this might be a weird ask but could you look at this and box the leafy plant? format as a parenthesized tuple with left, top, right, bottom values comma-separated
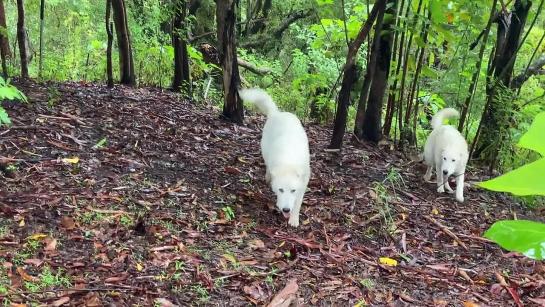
(0, 77, 27, 126)
(479, 112, 545, 260)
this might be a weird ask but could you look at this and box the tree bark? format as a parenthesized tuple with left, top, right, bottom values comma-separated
(38, 0, 45, 78)
(217, 0, 243, 123)
(16, 0, 29, 78)
(473, 0, 532, 168)
(361, 0, 396, 143)
(329, 0, 385, 149)
(172, 0, 191, 93)
(106, 0, 114, 87)
(0, 0, 9, 78)
(111, 0, 135, 86)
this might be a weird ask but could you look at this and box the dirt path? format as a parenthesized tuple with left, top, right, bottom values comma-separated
(0, 80, 543, 306)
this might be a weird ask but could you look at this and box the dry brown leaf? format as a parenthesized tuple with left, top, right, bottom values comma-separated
(267, 278, 298, 307)
(16, 267, 39, 282)
(463, 301, 481, 307)
(154, 298, 178, 307)
(248, 239, 265, 250)
(60, 216, 76, 230)
(23, 258, 43, 267)
(44, 238, 58, 251)
(52, 296, 71, 307)
(10, 304, 27, 307)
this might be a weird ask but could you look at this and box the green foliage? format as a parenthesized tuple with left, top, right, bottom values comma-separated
(478, 113, 545, 195)
(0, 77, 27, 126)
(483, 220, 545, 260)
(480, 112, 545, 259)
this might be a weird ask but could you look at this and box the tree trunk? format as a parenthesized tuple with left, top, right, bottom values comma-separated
(16, 0, 29, 78)
(353, 1, 387, 140)
(329, 0, 386, 149)
(361, 0, 396, 143)
(217, 0, 243, 123)
(473, 0, 532, 168)
(0, 0, 9, 78)
(38, 0, 45, 78)
(106, 0, 114, 87)
(111, 0, 135, 86)
(172, 0, 191, 93)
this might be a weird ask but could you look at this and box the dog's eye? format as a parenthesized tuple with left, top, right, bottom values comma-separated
(290, 189, 296, 193)
(443, 157, 446, 161)
(279, 188, 284, 193)
(452, 159, 455, 162)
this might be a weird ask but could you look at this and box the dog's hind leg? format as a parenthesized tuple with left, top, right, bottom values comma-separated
(455, 174, 465, 203)
(424, 165, 433, 182)
(436, 164, 445, 193)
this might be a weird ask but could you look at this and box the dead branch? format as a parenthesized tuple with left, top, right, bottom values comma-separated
(423, 215, 469, 251)
(237, 58, 271, 75)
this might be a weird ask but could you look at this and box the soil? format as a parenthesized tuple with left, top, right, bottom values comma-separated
(0, 80, 544, 306)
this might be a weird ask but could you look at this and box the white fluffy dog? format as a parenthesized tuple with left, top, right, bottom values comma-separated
(423, 108, 469, 203)
(239, 88, 310, 227)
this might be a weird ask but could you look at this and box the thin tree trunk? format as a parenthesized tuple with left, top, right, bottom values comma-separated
(474, 0, 532, 169)
(172, 0, 191, 93)
(217, 0, 244, 123)
(16, 0, 29, 78)
(106, 0, 114, 87)
(458, 0, 497, 131)
(361, 0, 397, 143)
(353, 1, 387, 140)
(329, 0, 386, 149)
(111, 0, 135, 85)
(0, 0, 9, 78)
(39, 0, 45, 78)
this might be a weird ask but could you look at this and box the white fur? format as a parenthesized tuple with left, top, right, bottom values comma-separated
(239, 88, 310, 227)
(423, 108, 468, 203)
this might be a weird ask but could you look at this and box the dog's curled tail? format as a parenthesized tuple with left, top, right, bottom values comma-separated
(431, 108, 459, 130)
(239, 88, 278, 116)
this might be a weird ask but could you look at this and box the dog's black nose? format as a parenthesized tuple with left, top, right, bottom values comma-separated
(282, 208, 290, 213)
(442, 170, 448, 175)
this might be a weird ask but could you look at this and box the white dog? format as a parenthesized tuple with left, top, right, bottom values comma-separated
(423, 108, 468, 203)
(239, 88, 310, 227)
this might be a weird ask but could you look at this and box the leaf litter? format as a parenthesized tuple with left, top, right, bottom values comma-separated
(0, 80, 544, 305)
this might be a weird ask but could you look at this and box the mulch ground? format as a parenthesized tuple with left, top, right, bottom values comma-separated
(1, 80, 544, 306)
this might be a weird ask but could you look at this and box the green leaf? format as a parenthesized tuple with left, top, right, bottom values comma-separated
(0, 106, 11, 126)
(430, 0, 447, 24)
(478, 159, 545, 195)
(484, 220, 545, 260)
(518, 112, 545, 156)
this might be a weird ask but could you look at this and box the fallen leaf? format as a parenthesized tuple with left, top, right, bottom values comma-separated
(62, 157, 79, 164)
(248, 239, 265, 250)
(431, 208, 439, 215)
(154, 298, 178, 307)
(463, 301, 480, 307)
(267, 278, 298, 307)
(44, 238, 58, 251)
(136, 262, 144, 271)
(243, 284, 266, 301)
(27, 233, 48, 241)
(224, 166, 241, 174)
(52, 296, 70, 306)
(379, 257, 398, 267)
(17, 267, 39, 282)
(60, 216, 76, 230)
(222, 253, 237, 265)
(10, 304, 27, 307)
(18, 218, 25, 227)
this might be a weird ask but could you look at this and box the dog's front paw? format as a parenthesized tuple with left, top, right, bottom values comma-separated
(456, 195, 464, 203)
(446, 187, 454, 194)
(288, 216, 300, 227)
(437, 186, 445, 193)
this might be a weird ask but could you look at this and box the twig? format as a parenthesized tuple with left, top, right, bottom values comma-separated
(423, 215, 469, 250)
(4, 286, 142, 296)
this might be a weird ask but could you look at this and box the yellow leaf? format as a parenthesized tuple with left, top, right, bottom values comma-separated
(354, 301, 366, 307)
(379, 257, 398, 267)
(463, 301, 481, 307)
(222, 253, 237, 265)
(62, 157, 79, 164)
(431, 208, 439, 215)
(136, 262, 144, 271)
(19, 218, 25, 227)
(27, 233, 48, 241)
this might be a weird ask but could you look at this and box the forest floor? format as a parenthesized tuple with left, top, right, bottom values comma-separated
(0, 80, 544, 307)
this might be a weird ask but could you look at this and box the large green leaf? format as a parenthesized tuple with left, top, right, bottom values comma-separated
(518, 112, 545, 156)
(0, 106, 11, 126)
(484, 220, 545, 260)
(478, 159, 545, 195)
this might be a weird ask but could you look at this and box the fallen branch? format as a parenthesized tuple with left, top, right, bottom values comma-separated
(423, 215, 469, 250)
(237, 58, 271, 75)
